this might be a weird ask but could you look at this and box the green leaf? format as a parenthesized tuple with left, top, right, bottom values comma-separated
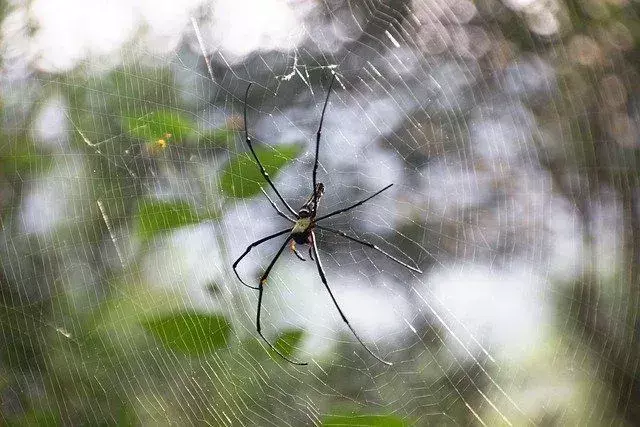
(323, 414, 408, 427)
(8, 410, 61, 427)
(142, 312, 232, 356)
(1, 136, 52, 178)
(274, 329, 304, 358)
(123, 110, 194, 143)
(220, 143, 302, 198)
(200, 128, 237, 147)
(136, 199, 201, 240)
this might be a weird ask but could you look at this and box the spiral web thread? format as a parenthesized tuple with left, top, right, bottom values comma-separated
(1, 0, 637, 424)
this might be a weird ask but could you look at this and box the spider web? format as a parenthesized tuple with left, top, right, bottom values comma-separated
(1, 0, 639, 425)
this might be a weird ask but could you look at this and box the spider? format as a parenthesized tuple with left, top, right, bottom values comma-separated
(233, 74, 422, 366)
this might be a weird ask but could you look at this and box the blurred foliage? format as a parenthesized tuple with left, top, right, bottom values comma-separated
(199, 127, 238, 147)
(322, 414, 409, 427)
(1, 0, 640, 425)
(220, 143, 303, 198)
(0, 136, 52, 179)
(273, 328, 305, 359)
(136, 199, 205, 241)
(142, 312, 232, 355)
(123, 110, 195, 144)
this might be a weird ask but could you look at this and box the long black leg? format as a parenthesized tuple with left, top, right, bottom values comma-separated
(310, 231, 393, 366)
(315, 183, 393, 223)
(317, 225, 422, 273)
(244, 84, 298, 217)
(233, 228, 291, 290)
(260, 187, 296, 223)
(257, 237, 308, 365)
(312, 73, 337, 214)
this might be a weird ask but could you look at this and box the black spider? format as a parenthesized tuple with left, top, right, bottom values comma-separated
(233, 74, 422, 366)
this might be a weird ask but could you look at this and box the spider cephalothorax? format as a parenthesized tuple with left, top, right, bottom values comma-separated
(233, 73, 422, 366)
(289, 183, 324, 260)
(292, 183, 324, 240)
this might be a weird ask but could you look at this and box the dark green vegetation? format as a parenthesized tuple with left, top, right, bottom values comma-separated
(2, 0, 640, 424)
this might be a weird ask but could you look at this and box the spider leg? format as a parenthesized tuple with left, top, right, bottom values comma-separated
(316, 225, 422, 273)
(315, 184, 393, 223)
(260, 187, 297, 222)
(257, 237, 308, 365)
(308, 245, 314, 262)
(244, 83, 298, 217)
(290, 240, 306, 261)
(310, 231, 393, 366)
(312, 73, 337, 214)
(233, 228, 292, 290)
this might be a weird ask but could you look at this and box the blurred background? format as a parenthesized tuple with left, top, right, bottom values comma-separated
(1, 0, 639, 425)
